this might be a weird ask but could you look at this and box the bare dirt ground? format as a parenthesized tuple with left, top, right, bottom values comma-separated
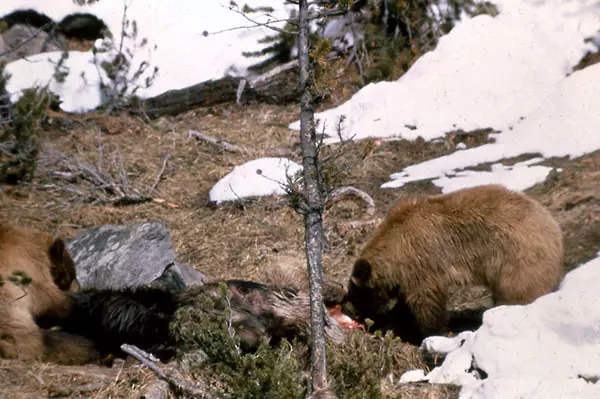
(1, 99, 599, 397)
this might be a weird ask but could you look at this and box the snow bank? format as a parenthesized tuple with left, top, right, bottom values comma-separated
(289, 0, 599, 143)
(2, 0, 291, 111)
(286, 0, 600, 194)
(408, 254, 600, 399)
(383, 62, 600, 192)
(209, 158, 302, 204)
(4, 51, 109, 113)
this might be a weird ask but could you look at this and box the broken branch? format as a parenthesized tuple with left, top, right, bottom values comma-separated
(326, 186, 379, 233)
(149, 152, 171, 195)
(187, 129, 242, 153)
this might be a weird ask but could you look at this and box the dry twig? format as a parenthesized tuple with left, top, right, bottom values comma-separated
(187, 129, 242, 153)
(149, 152, 171, 194)
(38, 145, 170, 206)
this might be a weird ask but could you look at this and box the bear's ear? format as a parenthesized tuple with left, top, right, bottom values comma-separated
(351, 259, 372, 285)
(49, 238, 66, 264)
(48, 238, 77, 291)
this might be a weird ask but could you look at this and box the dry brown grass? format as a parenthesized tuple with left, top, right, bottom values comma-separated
(1, 98, 599, 398)
(0, 358, 158, 398)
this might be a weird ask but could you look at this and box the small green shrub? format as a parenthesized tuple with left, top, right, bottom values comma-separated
(0, 63, 52, 184)
(170, 284, 308, 398)
(169, 285, 426, 398)
(88, 6, 158, 114)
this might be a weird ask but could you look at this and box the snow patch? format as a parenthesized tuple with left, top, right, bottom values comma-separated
(382, 63, 600, 192)
(209, 157, 302, 204)
(403, 255, 600, 399)
(3, 0, 292, 110)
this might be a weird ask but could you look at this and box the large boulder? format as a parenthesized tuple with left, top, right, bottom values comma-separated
(67, 221, 206, 291)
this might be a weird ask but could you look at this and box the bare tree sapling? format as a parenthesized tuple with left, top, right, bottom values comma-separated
(297, 0, 329, 395)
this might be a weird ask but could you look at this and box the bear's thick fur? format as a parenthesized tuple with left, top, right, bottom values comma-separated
(54, 278, 347, 362)
(345, 185, 564, 344)
(0, 222, 100, 364)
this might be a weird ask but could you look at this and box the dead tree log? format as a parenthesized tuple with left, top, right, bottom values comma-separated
(130, 76, 241, 119)
(130, 60, 300, 119)
(246, 60, 300, 103)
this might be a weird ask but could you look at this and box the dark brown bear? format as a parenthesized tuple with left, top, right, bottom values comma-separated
(0, 222, 100, 364)
(344, 185, 564, 344)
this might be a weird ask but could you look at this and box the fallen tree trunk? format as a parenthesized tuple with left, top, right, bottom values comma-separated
(246, 60, 300, 104)
(130, 76, 241, 119)
(130, 60, 300, 119)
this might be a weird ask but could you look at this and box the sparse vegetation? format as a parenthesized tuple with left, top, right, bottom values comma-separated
(167, 285, 425, 398)
(87, 3, 158, 114)
(327, 329, 427, 398)
(0, 63, 53, 185)
(245, 0, 499, 87)
(170, 284, 309, 398)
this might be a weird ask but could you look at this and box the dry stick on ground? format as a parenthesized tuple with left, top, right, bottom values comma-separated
(148, 152, 171, 195)
(65, 155, 148, 205)
(120, 344, 208, 399)
(187, 129, 243, 153)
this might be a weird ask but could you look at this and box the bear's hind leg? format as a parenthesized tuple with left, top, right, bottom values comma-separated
(1, 306, 102, 364)
(492, 260, 559, 306)
(42, 330, 102, 365)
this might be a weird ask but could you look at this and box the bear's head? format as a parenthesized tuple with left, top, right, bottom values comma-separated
(344, 258, 397, 323)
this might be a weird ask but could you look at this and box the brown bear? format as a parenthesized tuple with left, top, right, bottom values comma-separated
(0, 222, 100, 364)
(344, 184, 564, 345)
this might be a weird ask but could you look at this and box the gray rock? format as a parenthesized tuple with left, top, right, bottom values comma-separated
(67, 221, 178, 290)
(150, 261, 207, 292)
(0, 23, 66, 64)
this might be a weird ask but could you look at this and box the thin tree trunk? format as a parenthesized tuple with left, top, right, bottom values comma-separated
(297, 0, 328, 395)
